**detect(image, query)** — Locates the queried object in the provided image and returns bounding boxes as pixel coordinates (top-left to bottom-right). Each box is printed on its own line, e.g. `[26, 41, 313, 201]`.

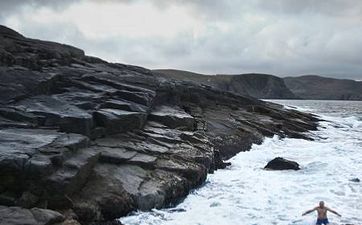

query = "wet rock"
[30, 207, 65, 225]
[24, 154, 54, 177]
[216, 161, 231, 169]
[90, 221, 124, 225]
[0, 67, 60, 104]
[0, 193, 16, 206]
[73, 164, 136, 221]
[98, 147, 137, 164]
[0, 25, 319, 224]
[17, 191, 39, 208]
[350, 178, 360, 182]
[213, 150, 231, 170]
[264, 157, 300, 170]
[129, 153, 157, 169]
[52, 133, 90, 151]
[0, 206, 64, 225]
[73, 202, 102, 224]
[99, 99, 148, 113]
[94, 109, 147, 134]
[13, 95, 94, 135]
[149, 106, 196, 130]
[60, 219, 82, 225]
[46, 151, 100, 208]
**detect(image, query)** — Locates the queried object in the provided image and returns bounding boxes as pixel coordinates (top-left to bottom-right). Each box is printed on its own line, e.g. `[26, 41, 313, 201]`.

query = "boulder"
[264, 157, 300, 170]
[350, 178, 360, 182]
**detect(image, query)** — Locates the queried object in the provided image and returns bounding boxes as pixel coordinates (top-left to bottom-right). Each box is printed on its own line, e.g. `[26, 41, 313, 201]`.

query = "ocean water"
[120, 100, 362, 225]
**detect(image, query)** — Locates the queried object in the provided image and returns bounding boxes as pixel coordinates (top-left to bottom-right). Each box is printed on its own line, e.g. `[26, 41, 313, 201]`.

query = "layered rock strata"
[0, 25, 319, 225]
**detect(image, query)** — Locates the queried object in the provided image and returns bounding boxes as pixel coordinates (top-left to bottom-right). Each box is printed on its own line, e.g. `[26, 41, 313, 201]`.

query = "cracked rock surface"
[0, 25, 319, 225]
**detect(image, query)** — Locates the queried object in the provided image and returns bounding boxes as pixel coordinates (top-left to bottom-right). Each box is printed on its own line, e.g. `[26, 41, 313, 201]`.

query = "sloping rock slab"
[94, 109, 146, 134]
[13, 95, 93, 135]
[149, 106, 195, 130]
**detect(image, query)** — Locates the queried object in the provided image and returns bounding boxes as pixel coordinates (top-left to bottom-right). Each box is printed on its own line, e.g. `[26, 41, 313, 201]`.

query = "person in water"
[302, 201, 341, 225]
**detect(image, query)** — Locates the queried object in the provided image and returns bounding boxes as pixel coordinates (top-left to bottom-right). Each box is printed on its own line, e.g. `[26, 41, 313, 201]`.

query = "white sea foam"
[121, 101, 362, 225]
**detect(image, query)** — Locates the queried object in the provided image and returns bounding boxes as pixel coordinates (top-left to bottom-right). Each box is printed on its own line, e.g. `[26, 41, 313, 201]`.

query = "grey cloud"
[0, 0, 361, 80]
[0, 0, 76, 9]
[256, 0, 362, 17]
[0, 0, 76, 19]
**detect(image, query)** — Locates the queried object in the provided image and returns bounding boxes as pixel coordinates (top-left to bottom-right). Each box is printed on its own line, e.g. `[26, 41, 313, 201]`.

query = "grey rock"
[14, 95, 94, 135]
[30, 208, 65, 225]
[0, 206, 64, 225]
[0, 25, 319, 224]
[94, 109, 146, 134]
[17, 191, 39, 208]
[98, 147, 137, 164]
[73, 164, 136, 221]
[149, 106, 196, 130]
[46, 151, 100, 207]
[264, 157, 300, 170]
[100, 99, 148, 113]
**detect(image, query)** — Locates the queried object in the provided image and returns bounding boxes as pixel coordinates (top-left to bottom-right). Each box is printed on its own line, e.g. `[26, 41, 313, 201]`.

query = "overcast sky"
[1, 0, 362, 79]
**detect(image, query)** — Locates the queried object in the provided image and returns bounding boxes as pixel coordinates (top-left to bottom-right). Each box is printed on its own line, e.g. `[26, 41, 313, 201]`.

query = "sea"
[120, 100, 362, 225]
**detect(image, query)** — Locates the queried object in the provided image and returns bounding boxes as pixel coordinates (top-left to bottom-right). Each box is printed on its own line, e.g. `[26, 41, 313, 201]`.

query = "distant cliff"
[284, 75, 362, 100]
[154, 69, 297, 99]
[154, 69, 362, 100]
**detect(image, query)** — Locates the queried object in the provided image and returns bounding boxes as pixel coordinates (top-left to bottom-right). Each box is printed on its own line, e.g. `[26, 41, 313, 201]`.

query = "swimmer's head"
[319, 201, 325, 207]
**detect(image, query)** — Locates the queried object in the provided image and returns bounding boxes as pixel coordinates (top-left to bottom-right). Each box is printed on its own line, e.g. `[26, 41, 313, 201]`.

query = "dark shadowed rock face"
[264, 157, 300, 170]
[0, 25, 318, 225]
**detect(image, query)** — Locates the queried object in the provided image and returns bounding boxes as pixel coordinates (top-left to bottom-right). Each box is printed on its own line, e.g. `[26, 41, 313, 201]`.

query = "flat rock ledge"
[0, 25, 318, 225]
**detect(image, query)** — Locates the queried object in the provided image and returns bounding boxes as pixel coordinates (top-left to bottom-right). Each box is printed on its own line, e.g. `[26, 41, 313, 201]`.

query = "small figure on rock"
[302, 201, 341, 225]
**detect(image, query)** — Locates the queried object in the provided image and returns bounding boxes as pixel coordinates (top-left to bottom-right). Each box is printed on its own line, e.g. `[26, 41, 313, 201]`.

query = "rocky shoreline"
[0, 25, 319, 225]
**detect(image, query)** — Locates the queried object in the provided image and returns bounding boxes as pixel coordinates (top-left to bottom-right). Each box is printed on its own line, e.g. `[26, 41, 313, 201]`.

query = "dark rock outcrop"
[350, 178, 360, 182]
[264, 157, 300, 170]
[0, 25, 318, 224]
[0, 206, 64, 225]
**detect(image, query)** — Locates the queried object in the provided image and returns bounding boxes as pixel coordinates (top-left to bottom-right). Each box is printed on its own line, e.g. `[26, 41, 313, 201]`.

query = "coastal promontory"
[0, 25, 319, 225]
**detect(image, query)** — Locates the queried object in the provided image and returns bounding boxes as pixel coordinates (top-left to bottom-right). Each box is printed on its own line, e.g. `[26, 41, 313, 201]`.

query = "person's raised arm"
[302, 207, 317, 216]
[326, 207, 341, 217]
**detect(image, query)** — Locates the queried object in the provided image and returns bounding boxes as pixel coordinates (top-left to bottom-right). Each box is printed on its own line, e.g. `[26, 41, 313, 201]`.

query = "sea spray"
[121, 100, 362, 225]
